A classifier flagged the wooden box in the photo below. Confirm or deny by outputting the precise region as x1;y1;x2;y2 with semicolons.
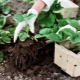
54;43;80;77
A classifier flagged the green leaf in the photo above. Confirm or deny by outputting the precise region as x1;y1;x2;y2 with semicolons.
35;34;44;38
2;5;10;14
77;31;80;37
14;14;24;23
0;16;6;28
8;28;15;37
57;18;68;27
0;52;4;57
23;13;36;20
23;0;34;4
70;32;80;43
23;0;28;2
38;13;56;27
61;28;76;37
0;52;4;62
66;19;80;30
0;58;3;62
29;1;34;4
3;31;10;34
52;24;58;33
14;13;36;23
70;36;80;43
24;26;30;33
58;31;68;40
19;32;30;41
2;36;11;43
39;28;53;35
0;0;9;6
50;0;63;11
54;13;63;19
44;33;62;42
0;42;5;44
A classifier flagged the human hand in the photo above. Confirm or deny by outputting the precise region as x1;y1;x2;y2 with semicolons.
14;9;38;43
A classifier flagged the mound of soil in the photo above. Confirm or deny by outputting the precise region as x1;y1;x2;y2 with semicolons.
12;38;54;71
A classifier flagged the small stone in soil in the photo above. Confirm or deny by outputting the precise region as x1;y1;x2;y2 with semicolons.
39;71;47;75
42;65;48;70
26;69;34;76
35;76;43;80
33;66;41;71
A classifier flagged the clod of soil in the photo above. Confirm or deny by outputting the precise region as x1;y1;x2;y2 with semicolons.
11;38;54;71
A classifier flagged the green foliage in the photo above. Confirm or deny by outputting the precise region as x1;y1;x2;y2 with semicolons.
14;13;36;23
39;28;53;35
66;19;80;30
0;52;4;62
0;0;9;6
0;30;11;44
19;32;30;41
2;5;10;14
23;0;34;4
18;26;30;41
0;0;10;14
57;18;68;27
8;27;15;38
35;25;80;46
38;12;56;27
0;27;15;44
0;15;13;44
37;0;63;27
14;14;24;23
50;0;63;11
0;15;8;29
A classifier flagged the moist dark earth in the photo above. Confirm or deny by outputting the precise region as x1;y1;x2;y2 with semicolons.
0;0;80;80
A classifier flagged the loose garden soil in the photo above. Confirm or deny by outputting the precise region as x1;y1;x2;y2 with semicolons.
0;0;80;80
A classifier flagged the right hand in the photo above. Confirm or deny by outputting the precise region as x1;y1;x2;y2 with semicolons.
14;9;38;43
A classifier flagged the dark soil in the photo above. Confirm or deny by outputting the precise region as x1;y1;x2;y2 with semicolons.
0;0;80;80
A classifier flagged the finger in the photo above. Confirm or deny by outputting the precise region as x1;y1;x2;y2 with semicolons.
14;26;21;43
14;21;27;43
29;23;35;33
14;32;18;43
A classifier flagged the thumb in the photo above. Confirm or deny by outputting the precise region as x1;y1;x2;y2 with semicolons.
14;21;27;43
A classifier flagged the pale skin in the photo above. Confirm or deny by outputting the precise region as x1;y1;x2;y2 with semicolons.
31;0;46;14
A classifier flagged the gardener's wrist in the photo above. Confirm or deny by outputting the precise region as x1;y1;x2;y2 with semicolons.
31;0;46;14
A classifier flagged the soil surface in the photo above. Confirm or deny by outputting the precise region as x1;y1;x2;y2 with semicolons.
0;0;80;80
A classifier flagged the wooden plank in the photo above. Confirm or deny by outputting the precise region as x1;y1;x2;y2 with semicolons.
66;61;74;76
68;56;78;65
74;66;80;77
55;43;79;58
54;52;67;71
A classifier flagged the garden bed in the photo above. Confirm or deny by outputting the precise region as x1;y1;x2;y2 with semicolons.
0;0;80;80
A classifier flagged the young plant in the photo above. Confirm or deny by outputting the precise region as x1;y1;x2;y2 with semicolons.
0;15;11;29
37;0;63;28
13;13;36;41
0;29;11;44
18;26;30;41
0;15;12;44
0;0;10;14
